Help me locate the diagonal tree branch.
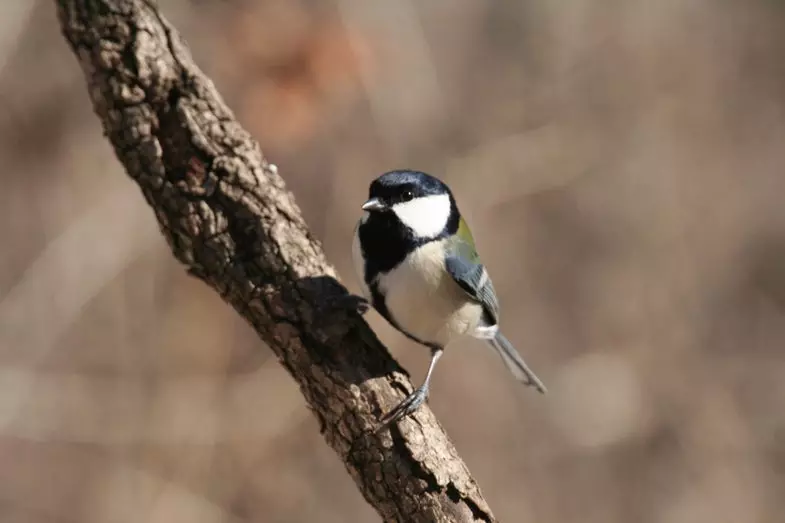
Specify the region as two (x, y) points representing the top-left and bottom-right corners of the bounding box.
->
(54, 1), (498, 521)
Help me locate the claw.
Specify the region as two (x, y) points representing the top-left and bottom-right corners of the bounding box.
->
(332, 294), (370, 315)
(375, 385), (429, 432)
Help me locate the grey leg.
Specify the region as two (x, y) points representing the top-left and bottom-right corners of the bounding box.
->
(377, 346), (443, 431)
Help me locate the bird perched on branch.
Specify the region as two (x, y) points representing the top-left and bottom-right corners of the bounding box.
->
(352, 170), (546, 429)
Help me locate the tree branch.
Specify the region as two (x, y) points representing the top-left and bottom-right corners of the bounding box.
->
(54, 1), (497, 521)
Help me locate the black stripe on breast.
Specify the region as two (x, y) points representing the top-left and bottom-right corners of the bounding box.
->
(358, 203), (459, 283)
(369, 280), (435, 348)
(358, 214), (412, 282)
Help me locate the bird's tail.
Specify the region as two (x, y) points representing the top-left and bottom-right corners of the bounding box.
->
(488, 332), (547, 393)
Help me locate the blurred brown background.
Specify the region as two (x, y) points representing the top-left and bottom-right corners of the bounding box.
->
(2, 0), (785, 521)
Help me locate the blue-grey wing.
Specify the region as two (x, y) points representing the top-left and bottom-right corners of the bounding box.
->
(444, 253), (500, 326)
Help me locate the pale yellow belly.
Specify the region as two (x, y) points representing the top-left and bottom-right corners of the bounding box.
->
(376, 241), (483, 347)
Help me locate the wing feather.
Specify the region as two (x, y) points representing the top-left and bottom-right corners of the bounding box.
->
(444, 218), (499, 325)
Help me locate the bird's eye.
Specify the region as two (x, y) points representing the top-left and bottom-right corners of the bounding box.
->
(402, 190), (414, 202)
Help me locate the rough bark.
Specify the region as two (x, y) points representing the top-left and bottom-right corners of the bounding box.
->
(54, 1), (497, 521)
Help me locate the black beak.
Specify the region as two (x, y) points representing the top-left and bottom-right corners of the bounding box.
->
(361, 198), (387, 212)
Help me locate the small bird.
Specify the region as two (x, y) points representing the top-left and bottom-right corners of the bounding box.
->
(352, 169), (546, 429)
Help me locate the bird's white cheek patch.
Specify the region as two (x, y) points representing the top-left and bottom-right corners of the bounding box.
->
(392, 194), (451, 238)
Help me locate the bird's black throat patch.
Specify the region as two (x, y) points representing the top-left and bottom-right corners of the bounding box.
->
(358, 205), (459, 283)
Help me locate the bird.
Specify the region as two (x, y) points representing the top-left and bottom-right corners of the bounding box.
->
(351, 169), (546, 429)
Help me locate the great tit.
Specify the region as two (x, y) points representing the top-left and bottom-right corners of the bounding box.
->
(352, 169), (546, 429)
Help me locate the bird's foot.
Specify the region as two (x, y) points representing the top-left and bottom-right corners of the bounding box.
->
(329, 294), (371, 316)
(375, 385), (429, 432)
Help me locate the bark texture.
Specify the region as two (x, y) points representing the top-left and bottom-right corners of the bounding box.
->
(55, 1), (497, 521)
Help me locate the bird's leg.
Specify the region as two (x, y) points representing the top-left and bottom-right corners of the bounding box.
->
(377, 346), (443, 432)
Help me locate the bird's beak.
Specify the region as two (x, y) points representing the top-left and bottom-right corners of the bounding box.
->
(361, 198), (387, 212)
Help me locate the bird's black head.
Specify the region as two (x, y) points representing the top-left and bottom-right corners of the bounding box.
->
(363, 170), (453, 212)
(357, 170), (461, 277)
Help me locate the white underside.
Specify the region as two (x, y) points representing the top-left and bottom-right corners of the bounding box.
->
(352, 226), (491, 347)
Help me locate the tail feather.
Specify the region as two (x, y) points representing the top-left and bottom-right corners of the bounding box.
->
(488, 332), (547, 394)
